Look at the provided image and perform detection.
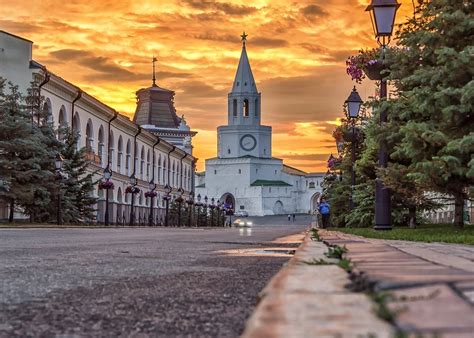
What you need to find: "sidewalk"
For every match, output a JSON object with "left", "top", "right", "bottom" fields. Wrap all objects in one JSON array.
[
  {"left": 242, "top": 230, "right": 393, "bottom": 337},
  {"left": 320, "top": 230, "right": 474, "bottom": 337}
]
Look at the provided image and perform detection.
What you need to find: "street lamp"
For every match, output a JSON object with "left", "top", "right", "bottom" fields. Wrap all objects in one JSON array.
[
  {"left": 129, "top": 174, "right": 137, "bottom": 226},
  {"left": 103, "top": 166, "right": 112, "bottom": 226},
  {"left": 345, "top": 87, "right": 363, "bottom": 210},
  {"left": 366, "top": 0, "right": 399, "bottom": 230},
  {"left": 164, "top": 184, "right": 172, "bottom": 227},
  {"left": 176, "top": 187, "right": 184, "bottom": 227},
  {"left": 187, "top": 191, "right": 194, "bottom": 227},
  {"left": 148, "top": 180, "right": 156, "bottom": 226},
  {"left": 210, "top": 197, "right": 215, "bottom": 227},
  {"left": 55, "top": 153, "right": 64, "bottom": 226},
  {"left": 366, "top": 0, "right": 400, "bottom": 45}
]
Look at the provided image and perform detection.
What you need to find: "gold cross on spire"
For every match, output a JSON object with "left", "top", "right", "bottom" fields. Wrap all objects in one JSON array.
[
  {"left": 240, "top": 31, "right": 248, "bottom": 46},
  {"left": 152, "top": 56, "right": 158, "bottom": 86}
]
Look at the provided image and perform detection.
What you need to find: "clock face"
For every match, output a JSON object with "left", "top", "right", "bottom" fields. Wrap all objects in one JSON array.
[{"left": 240, "top": 134, "right": 257, "bottom": 151}]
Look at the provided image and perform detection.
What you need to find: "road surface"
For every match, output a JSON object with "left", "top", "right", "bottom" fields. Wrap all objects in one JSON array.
[{"left": 0, "top": 215, "right": 310, "bottom": 337}]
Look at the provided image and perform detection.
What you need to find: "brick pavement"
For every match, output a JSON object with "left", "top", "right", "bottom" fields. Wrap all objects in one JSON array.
[{"left": 320, "top": 230, "right": 474, "bottom": 337}]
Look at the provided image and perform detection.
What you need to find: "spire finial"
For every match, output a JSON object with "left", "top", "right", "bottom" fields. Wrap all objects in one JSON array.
[
  {"left": 240, "top": 31, "right": 248, "bottom": 47},
  {"left": 152, "top": 56, "right": 158, "bottom": 87}
]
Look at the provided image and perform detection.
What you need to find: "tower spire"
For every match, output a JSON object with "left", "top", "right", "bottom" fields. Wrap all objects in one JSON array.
[
  {"left": 240, "top": 31, "right": 248, "bottom": 47},
  {"left": 152, "top": 56, "right": 157, "bottom": 87}
]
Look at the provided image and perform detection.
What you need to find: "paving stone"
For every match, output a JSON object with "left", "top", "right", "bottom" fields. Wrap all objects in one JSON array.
[{"left": 388, "top": 284, "right": 474, "bottom": 335}]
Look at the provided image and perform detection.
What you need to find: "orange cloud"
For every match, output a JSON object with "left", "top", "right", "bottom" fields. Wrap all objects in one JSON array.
[{"left": 1, "top": 0, "right": 414, "bottom": 171}]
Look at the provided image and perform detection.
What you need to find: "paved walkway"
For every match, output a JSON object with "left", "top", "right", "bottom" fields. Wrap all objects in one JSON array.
[{"left": 320, "top": 230, "right": 474, "bottom": 337}]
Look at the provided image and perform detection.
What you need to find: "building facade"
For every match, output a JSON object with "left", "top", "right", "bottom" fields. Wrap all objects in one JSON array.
[
  {"left": 195, "top": 36, "right": 324, "bottom": 216},
  {"left": 0, "top": 30, "right": 196, "bottom": 224}
]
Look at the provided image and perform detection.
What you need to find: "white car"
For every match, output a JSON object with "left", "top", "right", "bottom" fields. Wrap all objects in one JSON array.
[
  {"left": 234, "top": 210, "right": 249, "bottom": 217},
  {"left": 233, "top": 218, "right": 253, "bottom": 227}
]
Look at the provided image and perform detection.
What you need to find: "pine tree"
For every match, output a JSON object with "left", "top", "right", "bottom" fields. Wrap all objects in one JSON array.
[
  {"left": 59, "top": 128, "right": 97, "bottom": 223},
  {"left": 0, "top": 78, "right": 51, "bottom": 222},
  {"left": 386, "top": 0, "right": 474, "bottom": 227}
]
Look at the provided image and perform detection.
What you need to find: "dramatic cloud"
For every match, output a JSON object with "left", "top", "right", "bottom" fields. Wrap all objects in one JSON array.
[{"left": 1, "top": 0, "right": 414, "bottom": 171}]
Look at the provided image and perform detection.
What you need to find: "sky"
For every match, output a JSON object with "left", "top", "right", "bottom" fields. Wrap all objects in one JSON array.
[{"left": 1, "top": 0, "right": 413, "bottom": 172}]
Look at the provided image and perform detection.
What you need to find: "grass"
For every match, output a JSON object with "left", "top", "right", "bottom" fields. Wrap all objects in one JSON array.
[{"left": 331, "top": 223, "right": 474, "bottom": 245}]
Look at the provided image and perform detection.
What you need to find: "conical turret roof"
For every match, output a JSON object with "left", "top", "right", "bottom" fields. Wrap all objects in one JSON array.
[{"left": 231, "top": 34, "right": 258, "bottom": 94}]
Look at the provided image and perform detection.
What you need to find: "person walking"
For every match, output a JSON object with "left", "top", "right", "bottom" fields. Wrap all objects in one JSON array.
[
  {"left": 318, "top": 198, "right": 330, "bottom": 229},
  {"left": 287, "top": 214, "right": 291, "bottom": 222},
  {"left": 292, "top": 213, "right": 295, "bottom": 222}
]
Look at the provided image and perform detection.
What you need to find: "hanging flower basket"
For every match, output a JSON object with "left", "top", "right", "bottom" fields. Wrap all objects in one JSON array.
[
  {"left": 342, "top": 126, "right": 364, "bottom": 143},
  {"left": 363, "top": 60, "right": 390, "bottom": 81},
  {"left": 145, "top": 191, "right": 157, "bottom": 198},
  {"left": 162, "top": 194, "right": 171, "bottom": 201},
  {"left": 98, "top": 180, "right": 114, "bottom": 190},
  {"left": 125, "top": 186, "right": 140, "bottom": 194},
  {"left": 328, "top": 156, "right": 342, "bottom": 170},
  {"left": 346, "top": 47, "right": 397, "bottom": 83}
]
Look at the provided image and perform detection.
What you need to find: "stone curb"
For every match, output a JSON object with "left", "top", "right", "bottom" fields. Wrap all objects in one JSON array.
[{"left": 241, "top": 229, "right": 394, "bottom": 338}]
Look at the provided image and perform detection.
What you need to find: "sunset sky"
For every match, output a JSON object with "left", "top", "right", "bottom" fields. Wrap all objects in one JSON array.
[{"left": 1, "top": 0, "right": 413, "bottom": 171}]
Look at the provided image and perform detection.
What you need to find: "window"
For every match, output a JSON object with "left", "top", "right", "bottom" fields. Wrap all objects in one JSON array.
[
  {"left": 227, "top": 148, "right": 231, "bottom": 154},
  {"left": 238, "top": 169, "right": 241, "bottom": 174},
  {"left": 275, "top": 170, "right": 277, "bottom": 175},
  {"left": 126, "top": 140, "right": 131, "bottom": 175},
  {"left": 214, "top": 170, "right": 217, "bottom": 175},
  {"left": 98, "top": 126, "right": 104, "bottom": 166},
  {"left": 243, "top": 99, "right": 249, "bottom": 117},
  {"left": 117, "top": 137, "right": 123, "bottom": 170},
  {"left": 264, "top": 149, "right": 266, "bottom": 155},
  {"left": 233, "top": 99, "right": 237, "bottom": 117},
  {"left": 255, "top": 98, "right": 259, "bottom": 117},
  {"left": 269, "top": 187, "right": 272, "bottom": 193}
]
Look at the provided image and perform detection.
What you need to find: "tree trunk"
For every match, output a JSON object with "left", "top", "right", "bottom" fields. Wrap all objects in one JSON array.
[
  {"left": 8, "top": 198, "right": 14, "bottom": 223},
  {"left": 408, "top": 206, "right": 417, "bottom": 229},
  {"left": 454, "top": 194, "right": 464, "bottom": 228}
]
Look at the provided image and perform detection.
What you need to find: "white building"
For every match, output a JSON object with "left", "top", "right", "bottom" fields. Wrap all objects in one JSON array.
[
  {"left": 195, "top": 35, "right": 324, "bottom": 216},
  {"left": 0, "top": 30, "right": 196, "bottom": 224}
]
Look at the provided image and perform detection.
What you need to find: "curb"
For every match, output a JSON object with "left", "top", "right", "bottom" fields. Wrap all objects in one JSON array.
[{"left": 241, "top": 228, "right": 394, "bottom": 338}]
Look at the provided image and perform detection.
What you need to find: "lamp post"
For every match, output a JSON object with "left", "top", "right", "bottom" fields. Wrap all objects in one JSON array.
[
  {"left": 195, "top": 193, "right": 202, "bottom": 226},
  {"left": 210, "top": 198, "right": 215, "bottom": 227},
  {"left": 187, "top": 191, "right": 194, "bottom": 227},
  {"left": 129, "top": 174, "right": 137, "bottom": 226},
  {"left": 164, "top": 184, "right": 172, "bottom": 227},
  {"left": 55, "top": 154, "right": 64, "bottom": 226},
  {"left": 366, "top": 0, "right": 400, "bottom": 230},
  {"left": 345, "top": 86, "right": 363, "bottom": 210},
  {"left": 216, "top": 200, "right": 222, "bottom": 226},
  {"left": 204, "top": 195, "right": 208, "bottom": 226},
  {"left": 176, "top": 187, "right": 184, "bottom": 227},
  {"left": 103, "top": 166, "right": 112, "bottom": 226},
  {"left": 148, "top": 180, "right": 156, "bottom": 226}
]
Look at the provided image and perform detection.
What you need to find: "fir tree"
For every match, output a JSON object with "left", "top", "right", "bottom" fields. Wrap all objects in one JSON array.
[
  {"left": 0, "top": 78, "right": 51, "bottom": 222},
  {"left": 387, "top": 0, "right": 474, "bottom": 227},
  {"left": 59, "top": 128, "right": 97, "bottom": 223}
]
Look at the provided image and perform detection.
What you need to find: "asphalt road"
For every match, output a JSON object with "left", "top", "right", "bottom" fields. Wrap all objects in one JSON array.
[{"left": 0, "top": 215, "right": 310, "bottom": 337}]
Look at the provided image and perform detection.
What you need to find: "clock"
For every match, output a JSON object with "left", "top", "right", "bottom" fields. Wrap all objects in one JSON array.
[{"left": 240, "top": 134, "right": 257, "bottom": 151}]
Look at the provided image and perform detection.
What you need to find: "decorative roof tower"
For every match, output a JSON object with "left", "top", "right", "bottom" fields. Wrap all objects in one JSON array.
[{"left": 133, "top": 57, "right": 196, "bottom": 154}]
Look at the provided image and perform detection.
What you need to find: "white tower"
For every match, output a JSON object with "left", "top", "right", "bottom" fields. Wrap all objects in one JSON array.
[{"left": 217, "top": 32, "right": 272, "bottom": 159}]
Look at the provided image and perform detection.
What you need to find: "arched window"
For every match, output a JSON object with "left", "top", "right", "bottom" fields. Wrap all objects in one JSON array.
[
  {"left": 172, "top": 162, "right": 175, "bottom": 187},
  {"left": 98, "top": 125, "right": 104, "bottom": 166},
  {"left": 158, "top": 155, "right": 162, "bottom": 184},
  {"left": 243, "top": 99, "right": 249, "bottom": 117},
  {"left": 163, "top": 158, "right": 167, "bottom": 184},
  {"left": 117, "top": 136, "right": 123, "bottom": 172},
  {"left": 58, "top": 106, "right": 67, "bottom": 140},
  {"left": 73, "top": 113, "right": 81, "bottom": 150},
  {"left": 126, "top": 140, "right": 131, "bottom": 175},
  {"left": 146, "top": 149, "right": 151, "bottom": 181},
  {"left": 255, "top": 98, "right": 259, "bottom": 117},
  {"left": 134, "top": 143, "right": 138, "bottom": 175},
  {"left": 86, "top": 119, "right": 93, "bottom": 152},
  {"left": 233, "top": 99, "right": 237, "bottom": 117},
  {"left": 42, "top": 99, "right": 53, "bottom": 125},
  {"left": 140, "top": 146, "right": 145, "bottom": 179},
  {"left": 108, "top": 130, "right": 114, "bottom": 167}
]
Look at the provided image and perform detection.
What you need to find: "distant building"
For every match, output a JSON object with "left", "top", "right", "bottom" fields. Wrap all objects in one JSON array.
[
  {"left": 0, "top": 30, "right": 196, "bottom": 223},
  {"left": 195, "top": 34, "right": 324, "bottom": 216}
]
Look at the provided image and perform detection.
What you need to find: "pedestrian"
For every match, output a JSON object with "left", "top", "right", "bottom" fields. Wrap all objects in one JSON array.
[
  {"left": 288, "top": 214, "right": 291, "bottom": 221},
  {"left": 318, "top": 198, "right": 330, "bottom": 229},
  {"left": 292, "top": 213, "right": 295, "bottom": 222}
]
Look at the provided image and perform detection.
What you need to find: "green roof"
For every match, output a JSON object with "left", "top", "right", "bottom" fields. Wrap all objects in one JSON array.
[
  {"left": 195, "top": 184, "right": 206, "bottom": 188},
  {"left": 250, "top": 180, "right": 292, "bottom": 187}
]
